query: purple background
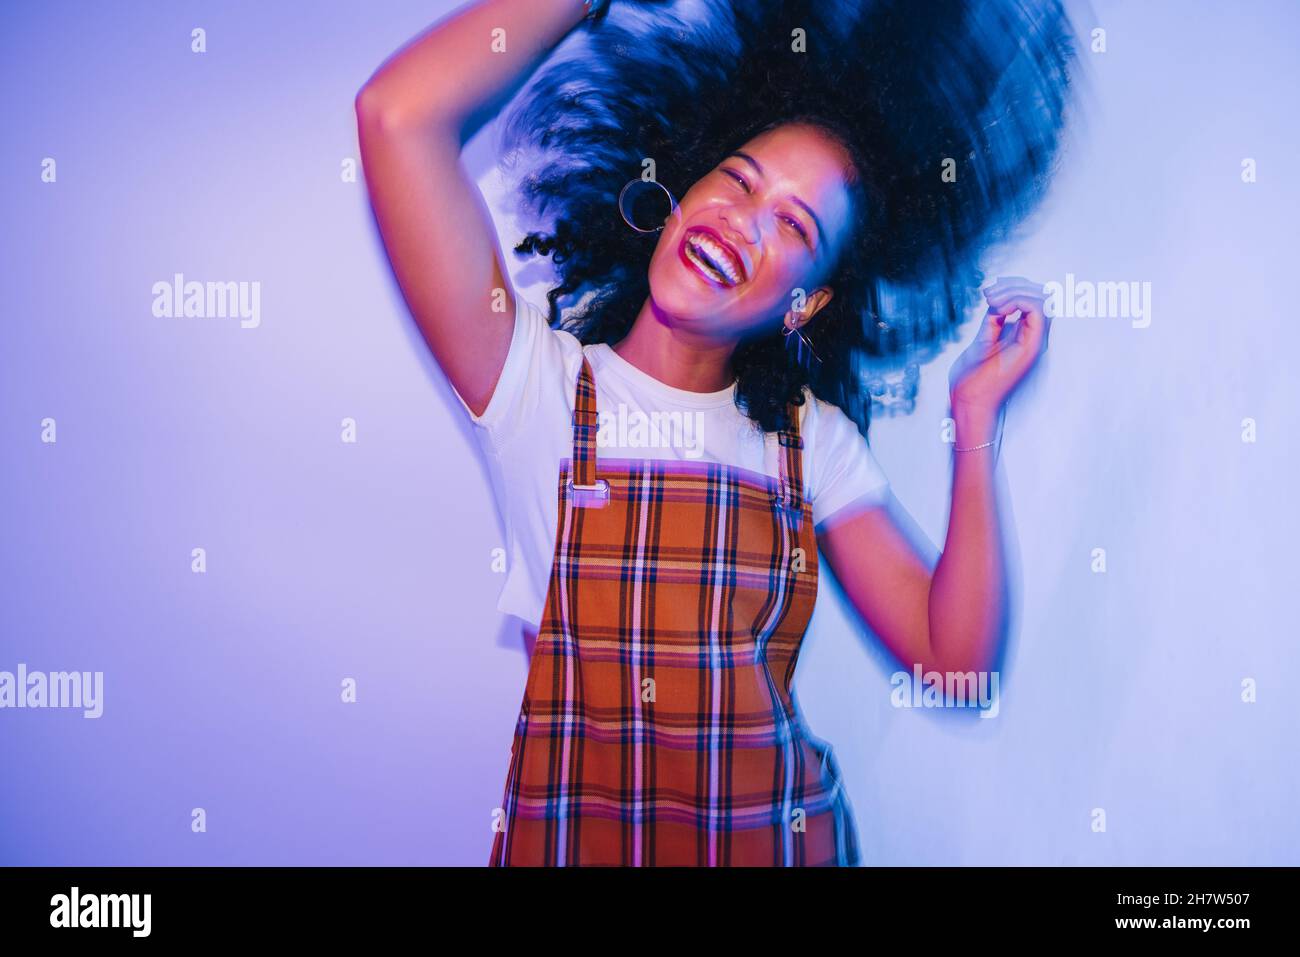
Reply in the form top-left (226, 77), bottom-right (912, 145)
top-left (2, 0), bottom-right (1296, 865)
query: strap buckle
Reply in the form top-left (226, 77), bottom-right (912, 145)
top-left (567, 477), bottom-right (610, 509)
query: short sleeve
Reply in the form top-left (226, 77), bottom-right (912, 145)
top-left (809, 400), bottom-right (892, 531)
top-left (449, 291), bottom-right (576, 447)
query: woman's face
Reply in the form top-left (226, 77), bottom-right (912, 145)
top-left (645, 122), bottom-right (857, 342)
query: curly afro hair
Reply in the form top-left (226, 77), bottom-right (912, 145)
top-left (497, 0), bottom-right (1078, 435)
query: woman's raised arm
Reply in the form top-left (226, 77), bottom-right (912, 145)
top-left (354, 0), bottom-right (592, 417)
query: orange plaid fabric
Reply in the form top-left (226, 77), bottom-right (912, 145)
top-left (490, 355), bottom-right (859, 866)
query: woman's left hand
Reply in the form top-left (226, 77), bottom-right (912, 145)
top-left (947, 275), bottom-right (1052, 417)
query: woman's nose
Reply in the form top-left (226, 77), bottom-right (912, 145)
top-left (719, 207), bottom-right (759, 246)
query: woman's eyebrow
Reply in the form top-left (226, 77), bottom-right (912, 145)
top-left (726, 151), bottom-right (824, 244)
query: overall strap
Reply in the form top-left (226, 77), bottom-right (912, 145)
top-left (776, 398), bottom-right (806, 512)
top-left (571, 355), bottom-right (599, 487)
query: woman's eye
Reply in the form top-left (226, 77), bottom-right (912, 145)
top-left (722, 168), bottom-right (749, 192)
top-left (782, 215), bottom-right (809, 241)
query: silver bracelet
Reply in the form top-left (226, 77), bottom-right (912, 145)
top-left (953, 407), bottom-right (1005, 453)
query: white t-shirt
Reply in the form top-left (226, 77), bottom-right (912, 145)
top-left (451, 292), bottom-right (892, 631)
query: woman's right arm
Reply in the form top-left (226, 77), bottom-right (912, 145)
top-left (355, 0), bottom-right (593, 417)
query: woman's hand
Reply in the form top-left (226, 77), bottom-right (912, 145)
top-left (947, 276), bottom-right (1052, 420)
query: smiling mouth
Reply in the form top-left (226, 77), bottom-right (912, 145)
top-left (678, 228), bottom-right (747, 288)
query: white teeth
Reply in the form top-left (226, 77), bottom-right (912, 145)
top-left (685, 243), bottom-right (728, 285)
top-left (687, 233), bottom-right (742, 285)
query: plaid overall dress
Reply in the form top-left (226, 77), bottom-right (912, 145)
top-left (489, 355), bottom-right (860, 866)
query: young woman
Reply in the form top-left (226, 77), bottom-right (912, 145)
top-left (356, 0), bottom-right (1075, 866)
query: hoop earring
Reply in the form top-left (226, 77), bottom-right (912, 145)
top-left (783, 317), bottom-right (822, 372)
top-left (618, 178), bottom-right (680, 233)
